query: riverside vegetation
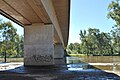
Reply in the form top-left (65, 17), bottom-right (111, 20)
top-left (0, 20), bottom-right (24, 61)
top-left (67, 0), bottom-right (120, 57)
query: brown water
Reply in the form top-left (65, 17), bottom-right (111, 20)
top-left (66, 56), bottom-right (120, 76)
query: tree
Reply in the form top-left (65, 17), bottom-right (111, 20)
top-left (79, 28), bottom-right (113, 56)
top-left (67, 43), bottom-right (81, 54)
top-left (108, 0), bottom-right (120, 54)
top-left (79, 30), bottom-right (89, 55)
top-left (0, 21), bottom-right (24, 62)
top-left (67, 27), bottom-right (118, 56)
top-left (15, 35), bottom-right (24, 57)
top-left (0, 21), bottom-right (17, 62)
top-left (107, 0), bottom-right (120, 26)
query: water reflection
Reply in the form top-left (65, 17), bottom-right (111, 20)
top-left (67, 63), bottom-right (100, 71)
top-left (66, 56), bottom-right (120, 76)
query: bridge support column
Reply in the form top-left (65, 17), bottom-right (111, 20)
top-left (24, 23), bottom-right (54, 66)
top-left (54, 43), bottom-right (65, 64)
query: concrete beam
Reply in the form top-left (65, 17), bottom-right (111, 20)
top-left (41, 0), bottom-right (64, 47)
top-left (26, 0), bottom-right (51, 23)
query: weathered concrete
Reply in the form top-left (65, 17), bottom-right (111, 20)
top-left (54, 43), bottom-right (65, 64)
top-left (54, 43), bottom-right (64, 58)
top-left (41, 0), bottom-right (64, 46)
top-left (54, 58), bottom-right (66, 65)
top-left (24, 23), bottom-right (54, 66)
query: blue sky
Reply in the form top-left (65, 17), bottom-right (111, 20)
top-left (69, 0), bottom-right (115, 44)
top-left (0, 0), bottom-right (116, 44)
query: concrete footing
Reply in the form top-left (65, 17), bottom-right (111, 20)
top-left (54, 58), bottom-right (66, 64)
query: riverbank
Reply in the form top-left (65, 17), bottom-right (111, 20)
top-left (0, 58), bottom-right (23, 62)
top-left (67, 54), bottom-right (120, 57)
top-left (67, 54), bottom-right (86, 57)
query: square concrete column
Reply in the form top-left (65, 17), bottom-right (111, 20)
top-left (24, 23), bottom-right (54, 66)
top-left (54, 43), bottom-right (65, 64)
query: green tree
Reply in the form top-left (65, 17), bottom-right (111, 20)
top-left (108, 0), bottom-right (120, 54)
top-left (107, 0), bottom-right (120, 26)
top-left (67, 43), bottom-right (80, 54)
top-left (0, 21), bottom-right (17, 61)
top-left (0, 21), bottom-right (24, 62)
top-left (15, 35), bottom-right (24, 57)
top-left (79, 28), bottom-right (113, 56)
top-left (79, 30), bottom-right (89, 55)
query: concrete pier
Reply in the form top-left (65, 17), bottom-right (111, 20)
top-left (54, 43), bottom-right (64, 58)
top-left (54, 43), bottom-right (65, 64)
top-left (0, 0), bottom-right (70, 66)
top-left (24, 23), bottom-right (54, 66)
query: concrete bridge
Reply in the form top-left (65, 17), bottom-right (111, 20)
top-left (0, 0), bottom-right (70, 66)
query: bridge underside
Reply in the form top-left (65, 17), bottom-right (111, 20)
top-left (0, 0), bottom-right (70, 66)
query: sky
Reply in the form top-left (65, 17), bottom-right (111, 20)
top-left (0, 0), bottom-right (116, 44)
top-left (68, 0), bottom-right (115, 44)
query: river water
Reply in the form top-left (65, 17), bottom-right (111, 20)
top-left (66, 56), bottom-right (120, 76)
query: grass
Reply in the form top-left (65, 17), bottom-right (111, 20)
top-left (0, 58), bottom-right (23, 62)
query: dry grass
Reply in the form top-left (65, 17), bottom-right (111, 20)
top-left (0, 58), bottom-right (23, 62)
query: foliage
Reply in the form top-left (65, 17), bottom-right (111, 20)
top-left (67, 28), bottom-right (115, 56)
top-left (67, 0), bottom-right (120, 56)
top-left (108, 0), bottom-right (120, 54)
top-left (0, 21), bottom-right (24, 58)
top-left (107, 0), bottom-right (120, 26)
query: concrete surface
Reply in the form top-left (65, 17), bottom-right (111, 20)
top-left (0, 62), bottom-right (120, 80)
top-left (24, 23), bottom-right (54, 66)
top-left (54, 44), bottom-right (64, 59)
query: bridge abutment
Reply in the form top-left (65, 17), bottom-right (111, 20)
top-left (24, 23), bottom-right (54, 66)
